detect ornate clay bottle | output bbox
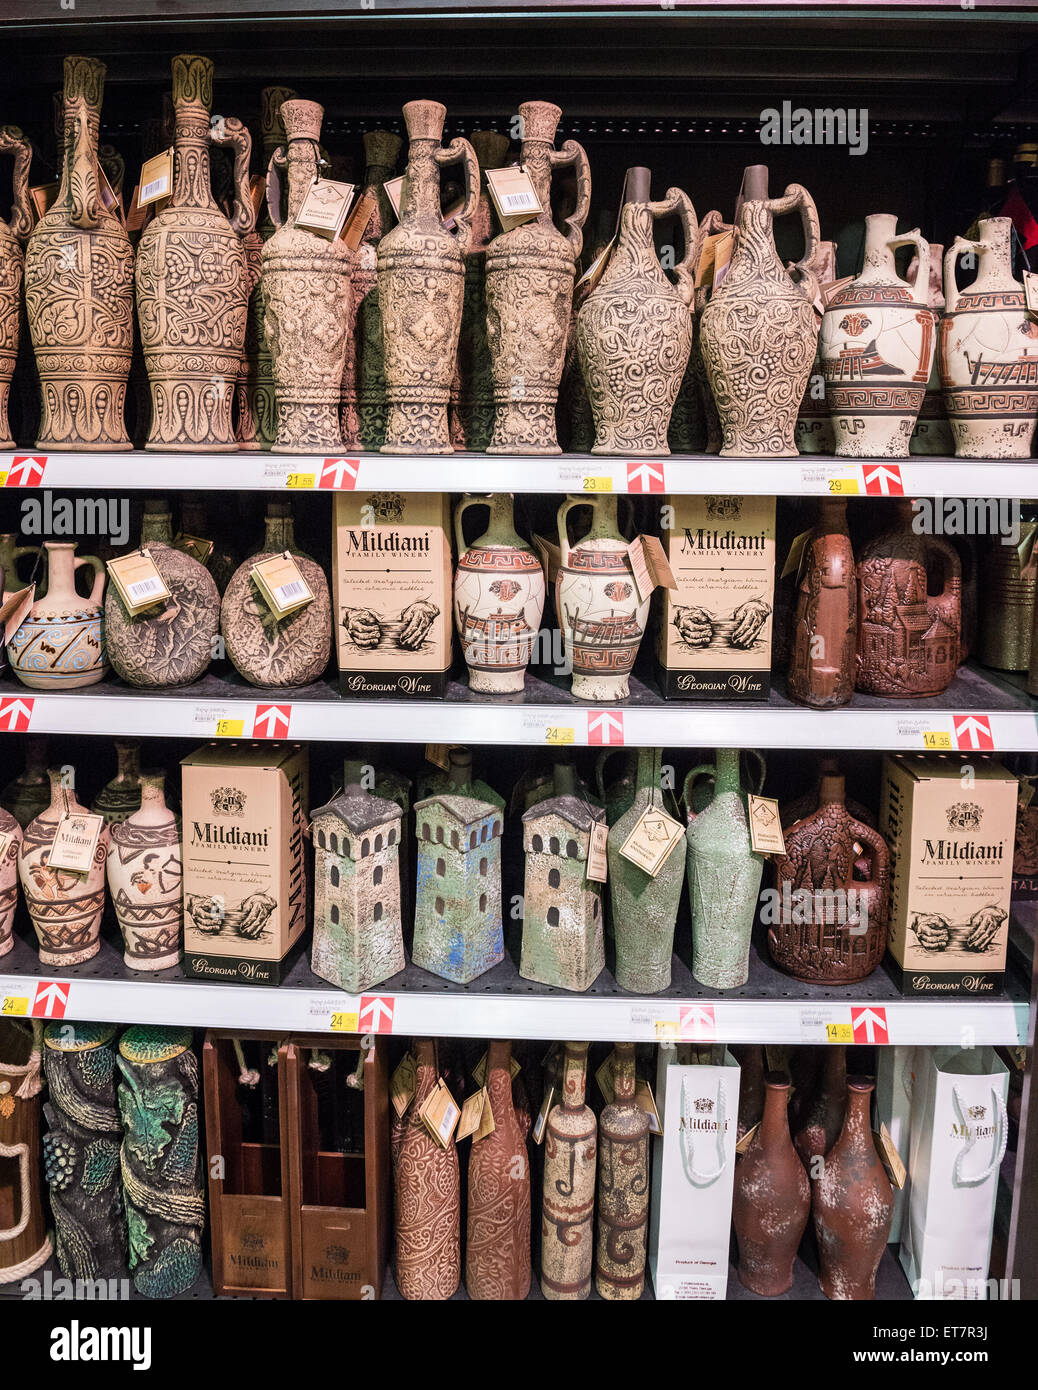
[221,500,331,688]
[855,498,961,698]
[377,101,477,454]
[556,494,650,702]
[577,167,699,455]
[42,1022,127,1281]
[19,768,110,966]
[450,129,510,451]
[348,129,403,450]
[699,165,821,457]
[910,242,955,455]
[595,1042,649,1300]
[91,737,142,825]
[608,746,683,994]
[541,1041,596,1301]
[789,498,857,709]
[467,1039,531,1300]
[733,1072,810,1296]
[453,493,546,693]
[484,101,589,455]
[978,509,1037,671]
[686,748,766,989]
[1,736,50,828]
[0,1019,51,1281]
[9,542,107,689]
[793,1045,846,1168]
[108,772,182,972]
[780,755,876,833]
[770,773,889,984]
[0,806,21,958]
[670,205,730,455]
[812,1076,893,1300]
[0,127,31,450]
[821,215,935,458]
[136,54,255,451]
[106,499,219,689]
[941,218,1038,458]
[262,99,352,453]
[395,1039,461,1300]
[795,238,837,455]
[25,57,134,451]
[116,1026,205,1298]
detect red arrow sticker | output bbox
[6,455,46,487]
[626,460,666,493]
[953,714,994,751]
[0,696,33,732]
[863,463,903,496]
[679,1004,716,1040]
[253,703,291,739]
[32,980,69,1019]
[319,457,359,490]
[851,1005,888,1044]
[587,710,624,746]
[358,994,394,1033]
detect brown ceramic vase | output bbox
[733,1072,810,1296]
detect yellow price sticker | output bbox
[654,1020,679,1040]
[827,476,860,495]
[545,726,575,745]
[330,1012,359,1033]
[285,473,315,489]
[582,476,613,492]
[1,996,28,1016]
[0,473,8,488]
[826,1023,853,1044]
[215,719,245,738]
[923,731,952,750]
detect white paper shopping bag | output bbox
[876,1044,918,1243]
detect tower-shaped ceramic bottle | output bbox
[25,57,134,450]
[377,101,478,454]
[0,126,32,450]
[733,1072,810,1296]
[789,498,857,709]
[541,1041,596,1300]
[595,1042,649,1300]
[467,1040,531,1300]
[485,101,590,455]
[395,1040,461,1300]
[108,772,182,972]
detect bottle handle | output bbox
[888,228,930,300]
[681,764,716,821]
[649,187,699,307]
[0,126,33,243]
[210,114,256,237]
[944,236,981,316]
[265,146,288,231]
[594,748,631,800]
[436,135,479,256]
[922,534,962,603]
[847,819,889,887]
[557,493,596,568]
[74,554,106,606]
[550,139,592,258]
[0,1144,30,1241]
[453,493,491,562]
[768,183,821,307]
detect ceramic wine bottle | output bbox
[395,1039,461,1300]
[793,1045,846,1169]
[0,126,31,450]
[978,512,1037,672]
[466,1039,531,1300]
[0,1018,52,1280]
[91,738,142,825]
[909,242,954,455]
[541,1041,596,1301]
[8,543,107,689]
[108,771,182,972]
[732,1072,810,1296]
[788,498,857,709]
[595,1042,649,1300]
[348,129,403,450]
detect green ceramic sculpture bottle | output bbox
[686,748,765,989]
[608,747,683,994]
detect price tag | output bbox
[635,1078,661,1135]
[781,528,812,580]
[875,1122,907,1190]
[456,1087,489,1142]
[1024,270,1038,316]
[800,1007,851,1043]
[382,174,405,221]
[250,552,314,619]
[139,148,173,208]
[545,726,575,746]
[653,1018,680,1040]
[826,1023,853,1044]
[735,1122,760,1155]
[923,731,953,750]
[294,176,356,239]
[827,475,860,495]
[575,235,616,294]
[285,473,316,489]
[1,584,34,645]
[48,811,104,873]
[627,535,676,603]
[425,744,456,772]
[582,476,613,492]
[215,720,245,738]
[531,1084,555,1145]
[596,1051,616,1104]
[618,804,686,878]
[419,1078,461,1148]
[173,533,215,565]
[390,1051,417,1118]
[485,165,542,230]
[29,182,59,222]
[1,996,28,1016]
[107,550,172,615]
[341,191,376,249]
[586,819,608,885]
[330,1011,359,1033]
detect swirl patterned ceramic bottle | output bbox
[466,1039,531,1300]
[9,542,107,689]
[395,1039,461,1300]
[0,127,32,450]
[25,57,134,451]
[541,1041,596,1300]
[595,1042,649,1300]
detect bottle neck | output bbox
[552,761,576,797]
[634,746,662,808]
[403,138,442,220]
[413,1040,437,1100]
[446,749,473,793]
[760,1077,793,1146]
[285,137,319,222]
[520,138,555,227]
[612,1042,636,1102]
[171,95,217,212]
[816,498,849,534]
[843,1082,873,1145]
[47,769,84,816]
[138,776,167,812]
[263,512,297,553]
[714,748,742,797]
[486,1040,513,1101]
[559,1042,588,1110]
[114,740,140,786]
[140,510,174,546]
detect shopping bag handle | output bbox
[952,1083,1008,1186]
[679,1074,728,1186]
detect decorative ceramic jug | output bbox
[608,746,683,994]
[395,1039,461,1300]
[91,737,142,825]
[485,101,590,455]
[699,166,820,457]
[467,1040,532,1301]
[1,736,49,828]
[25,57,134,451]
[453,493,545,693]
[770,773,890,984]
[821,215,935,458]
[541,1041,596,1301]
[0,127,31,450]
[0,1018,52,1281]
[686,748,765,989]
[136,54,254,451]
[856,498,961,698]
[377,101,477,454]
[0,807,21,958]
[221,500,332,687]
[794,1045,846,1168]
[789,498,857,709]
[812,1076,893,1300]
[794,237,837,455]
[910,242,954,455]
[577,168,699,455]
[556,494,650,701]
[263,99,352,453]
[19,768,109,966]
[9,542,106,689]
[733,1072,810,1296]
[941,218,1038,458]
[347,129,403,450]
[105,500,219,688]
[670,206,730,455]
[108,771,182,972]
[450,129,510,451]
[595,1042,649,1300]
[561,206,615,453]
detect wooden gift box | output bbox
[284,1034,390,1300]
[202,1031,294,1298]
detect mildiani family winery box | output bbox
[656,494,776,699]
[880,754,1017,996]
[181,744,309,985]
[333,491,453,698]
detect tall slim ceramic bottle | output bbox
[541,1041,596,1301]
[348,130,403,450]
[466,1040,531,1300]
[0,126,32,450]
[686,748,765,989]
[789,498,857,709]
[395,1040,461,1300]
[108,772,182,972]
[595,1042,649,1300]
[732,1072,810,1296]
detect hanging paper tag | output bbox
[532,534,561,586]
[586,819,609,884]
[419,1078,460,1148]
[107,550,172,615]
[473,1089,496,1142]
[874,1122,907,1190]
[628,534,677,602]
[250,552,314,619]
[781,528,813,580]
[340,191,376,249]
[747,794,786,856]
[617,803,685,877]
[139,148,174,208]
[294,176,356,239]
[635,1078,661,1135]
[390,1051,417,1118]
[596,1051,616,1105]
[472,1050,522,1088]
[1024,270,1038,316]
[173,533,215,565]
[29,182,59,223]
[456,1086,489,1142]
[125,183,150,234]
[382,174,405,221]
[1,583,35,645]
[575,234,617,294]
[424,744,456,772]
[735,1121,761,1155]
[711,230,735,290]
[532,1085,555,1145]
[48,811,104,873]
[485,165,542,230]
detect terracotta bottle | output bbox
[770,773,890,984]
[395,1039,461,1300]
[485,101,590,455]
[348,129,403,450]
[0,126,31,450]
[108,771,182,972]
[0,1018,52,1281]
[821,215,935,458]
[541,1041,596,1300]
[8,542,107,689]
[699,166,820,456]
[812,1076,893,1300]
[1,736,50,828]
[262,99,352,453]
[453,493,546,693]
[578,167,699,456]
[91,737,142,825]
[978,511,1037,672]
[0,806,21,958]
[780,756,876,835]
[795,238,837,455]
[909,241,954,455]
[855,498,961,698]
[18,768,110,966]
[733,1072,810,1296]
[793,1045,846,1169]
[377,101,477,454]
[789,498,857,709]
[136,54,254,451]
[595,1042,649,1300]
[466,1039,531,1300]
[941,217,1038,458]
[25,57,134,451]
